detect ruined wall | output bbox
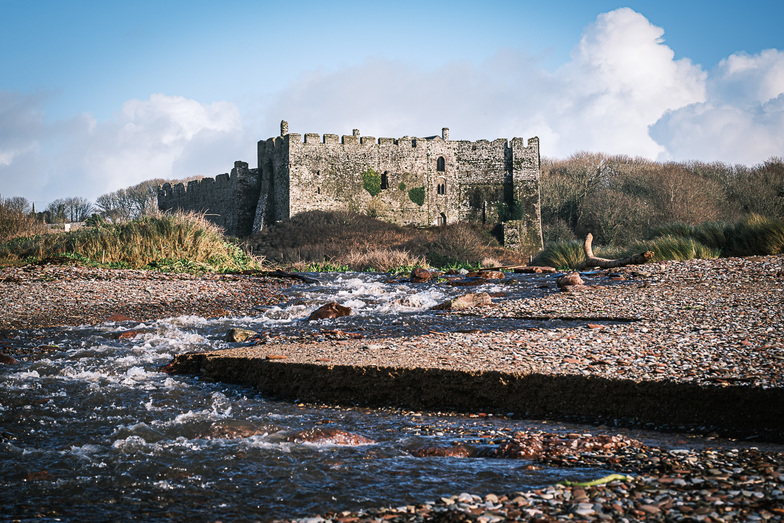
[157,161,260,237]
[269,128,457,227]
[160,121,543,254]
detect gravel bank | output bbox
[0,263,291,330]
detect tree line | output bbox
[540,154,784,246]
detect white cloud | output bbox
[0,93,249,204]
[650,49,784,164]
[0,92,45,167]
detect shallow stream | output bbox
[0,272,769,521]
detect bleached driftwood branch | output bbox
[581,233,654,269]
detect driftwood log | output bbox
[581,233,654,269]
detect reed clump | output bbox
[0,212,262,273]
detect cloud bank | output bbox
[1,7,781,205]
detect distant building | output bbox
[158,121,543,253]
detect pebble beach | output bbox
[2,255,783,521]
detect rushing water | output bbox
[0,272,755,521]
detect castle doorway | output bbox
[438,213,447,226]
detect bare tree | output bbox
[96,179,166,222]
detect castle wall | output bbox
[265,131,460,227]
[160,121,543,254]
[157,161,260,237]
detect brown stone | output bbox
[514,266,556,273]
[0,353,20,365]
[288,427,375,445]
[431,292,492,311]
[478,270,506,279]
[307,302,352,321]
[106,314,134,322]
[410,267,432,282]
[556,272,584,288]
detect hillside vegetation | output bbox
[2,154,782,273]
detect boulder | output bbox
[431,292,492,311]
[0,353,20,365]
[306,302,351,322]
[225,328,257,343]
[410,267,432,282]
[556,272,584,288]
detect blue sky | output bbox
[1,0,783,207]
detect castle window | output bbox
[317,187,321,194]
[437,156,445,172]
[436,177,446,196]
[381,171,389,190]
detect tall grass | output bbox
[533,215,784,268]
[0,212,263,273]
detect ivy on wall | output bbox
[408,186,425,206]
[361,168,381,197]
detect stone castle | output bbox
[158,121,543,253]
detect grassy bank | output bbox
[0,212,262,273]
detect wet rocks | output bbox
[203,420,273,439]
[410,267,433,283]
[556,271,584,288]
[410,445,474,458]
[225,328,256,342]
[431,292,492,311]
[306,302,352,322]
[288,427,375,446]
[0,353,19,365]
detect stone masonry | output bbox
[158,121,543,254]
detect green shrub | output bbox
[426,223,489,267]
[531,240,585,269]
[638,236,720,262]
[723,214,784,256]
[408,186,425,206]
[361,168,382,197]
[497,200,525,222]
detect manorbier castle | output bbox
[157,121,544,254]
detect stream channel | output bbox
[0,271,768,521]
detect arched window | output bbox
[436,177,446,196]
[437,156,445,172]
[381,171,389,190]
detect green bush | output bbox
[408,186,425,206]
[531,240,585,269]
[361,168,382,197]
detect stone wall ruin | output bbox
[158,121,544,254]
